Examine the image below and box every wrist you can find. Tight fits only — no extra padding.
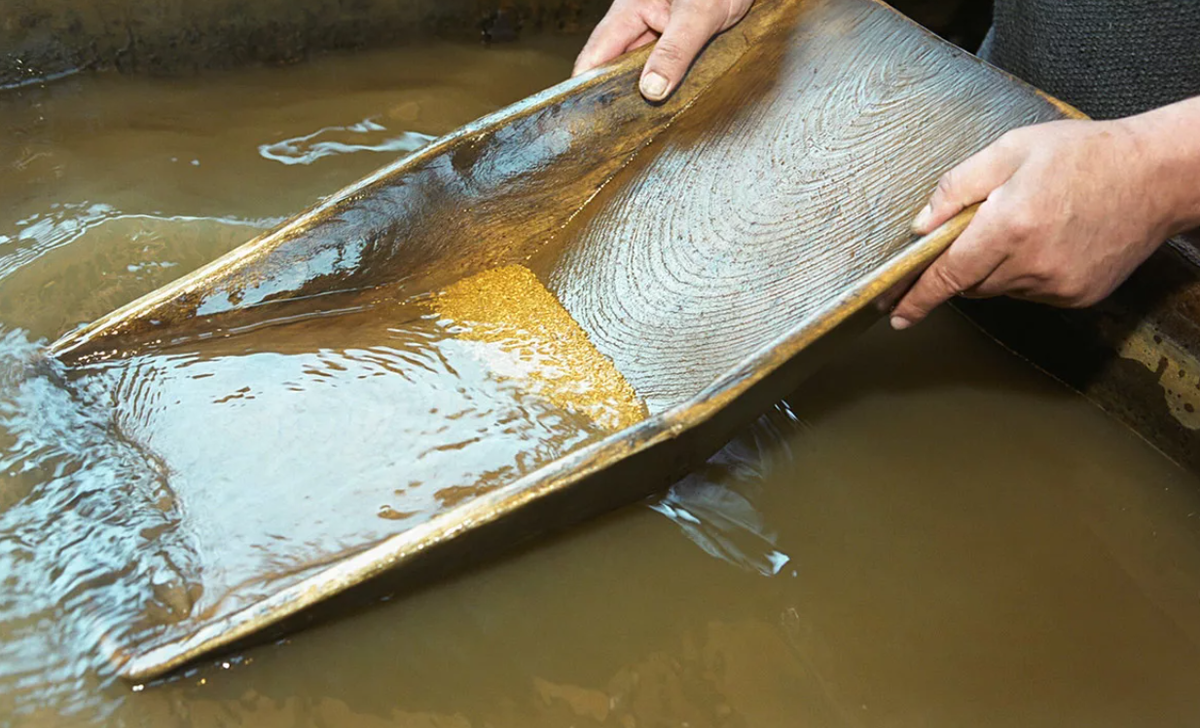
[1121,98,1200,237]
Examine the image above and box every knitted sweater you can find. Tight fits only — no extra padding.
[980,0,1200,119]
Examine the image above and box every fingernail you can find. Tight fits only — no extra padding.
[911,204,933,233]
[640,72,669,99]
[890,316,912,331]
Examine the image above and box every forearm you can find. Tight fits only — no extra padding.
[1122,95,1200,236]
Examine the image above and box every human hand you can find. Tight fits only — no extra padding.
[572,0,754,101]
[890,116,1198,329]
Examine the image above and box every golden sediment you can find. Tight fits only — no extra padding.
[377,505,415,521]
[434,484,493,509]
[431,264,648,431]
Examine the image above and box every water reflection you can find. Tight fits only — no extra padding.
[0,207,272,340]
[258,118,435,166]
[0,203,275,284]
[69,295,619,634]
[0,35,597,722]
[650,402,802,576]
[0,302,806,724]
[0,328,186,721]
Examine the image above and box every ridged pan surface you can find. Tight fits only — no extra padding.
[48,0,1070,682]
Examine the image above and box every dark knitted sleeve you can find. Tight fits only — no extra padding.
[987,0,1200,119]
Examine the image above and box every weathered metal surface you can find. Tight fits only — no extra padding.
[48,0,1078,681]
[0,0,606,88]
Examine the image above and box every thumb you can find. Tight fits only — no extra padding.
[911,134,1023,234]
[573,9,654,77]
[639,2,722,101]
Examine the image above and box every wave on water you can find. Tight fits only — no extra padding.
[258,118,436,166]
[0,328,198,722]
[0,202,276,284]
[650,402,806,577]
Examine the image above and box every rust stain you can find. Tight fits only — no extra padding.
[1115,320,1200,430]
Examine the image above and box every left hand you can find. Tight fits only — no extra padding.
[572,0,754,101]
[890,117,1183,329]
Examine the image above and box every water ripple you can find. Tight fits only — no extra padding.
[650,401,807,577]
[258,118,435,166]
[0,328,194,721]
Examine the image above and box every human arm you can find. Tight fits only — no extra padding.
[890,95,1200,329]
[572,0,753,101]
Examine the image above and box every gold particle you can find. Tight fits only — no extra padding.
[434,484,492,509]
[432,264,647,431]
[377,505,415,521]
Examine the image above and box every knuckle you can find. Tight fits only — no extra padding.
[596,9,627,30]
[931,264,967,296]
[1056,279,1095,307]
[675,0,721,19]
[652,39,688,65]
[1054,282,1082,303]
[996,127,1028,150]
[1025,260,1055,283]
[1003,205,1039,239]
[934,170,958,200]
[613,15,641,32]
[1020,250,1061,283]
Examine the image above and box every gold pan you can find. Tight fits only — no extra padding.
[48,0,1080,682]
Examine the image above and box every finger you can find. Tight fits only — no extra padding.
[573,10,652,76]
[874,267,922,313]
[961,257,1026,299]
[911,135,1023,235]
[891,203,1010,329]
[989,269,1099,308]
[640,1,722,100]
[627,29,658,52]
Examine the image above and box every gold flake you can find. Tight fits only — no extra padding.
[431,264,647,431]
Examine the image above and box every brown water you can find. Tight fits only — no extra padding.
[3,35,1200,728]
[63,260,645,639]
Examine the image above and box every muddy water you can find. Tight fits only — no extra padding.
[65,262,644,635]
[3,34,1200,728]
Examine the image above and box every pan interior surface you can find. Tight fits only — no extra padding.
[67,262,648,640]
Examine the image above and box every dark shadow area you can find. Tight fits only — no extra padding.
[891,0,994,50]
[952,244,1200,476]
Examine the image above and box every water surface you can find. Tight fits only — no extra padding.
[3,34,1200,728]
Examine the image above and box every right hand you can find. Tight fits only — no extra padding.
[572,0,754,101]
